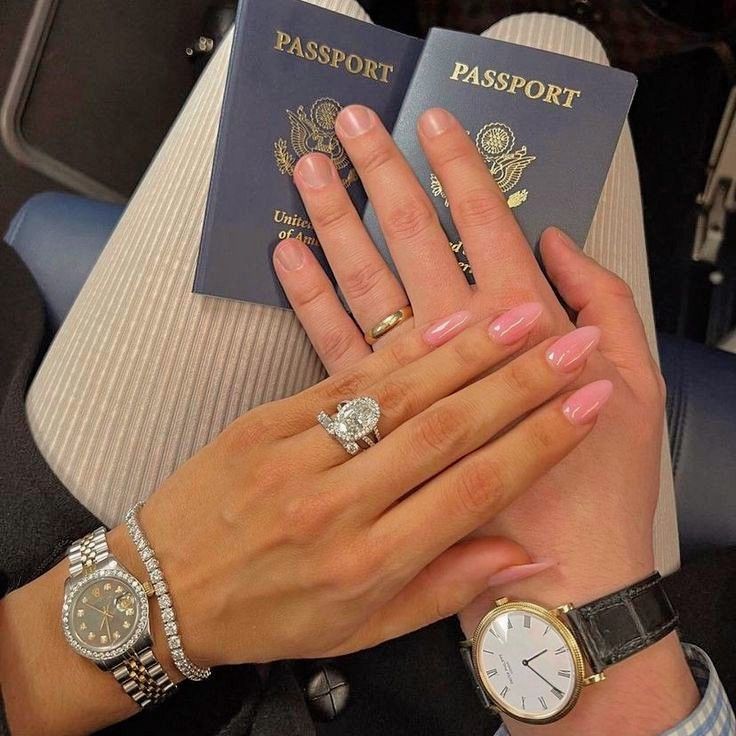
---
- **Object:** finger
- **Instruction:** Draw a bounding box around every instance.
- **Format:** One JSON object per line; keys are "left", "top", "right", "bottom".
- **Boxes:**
{"left": 301, "top": 302, "right": 546, "bottom": 468}
{"left": 328, "top": 321, "right": 599, "bottom": 507}
{"left": 334, "top": 105, "right": 470, "bottom": 314}
{"left": 274, "top": 238, "right": 370, "bottom": 373}
{"left": 338, "top": 537, "right": 530, "bottom": 652}
{"left": 540, "top": 227, "right": 655, "bottom": 372}
{"left": 292, "top": 153, "right": 408, "bottom": 331}
{"left": 242, "top": 308, "right": 473, "bottom": 440}
{"left": 417, "top": 108, "right": 555, "bottom": 302}
{"left": 380, "top": 380, "right": 614, "bottom": 572}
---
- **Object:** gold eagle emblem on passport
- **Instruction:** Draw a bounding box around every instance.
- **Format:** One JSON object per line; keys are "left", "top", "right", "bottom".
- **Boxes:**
{"left": 273, "top": 97, "right": 358, "bottom": 189}
{"left": 431, "top": 122, "right": 535, "bottom": 209}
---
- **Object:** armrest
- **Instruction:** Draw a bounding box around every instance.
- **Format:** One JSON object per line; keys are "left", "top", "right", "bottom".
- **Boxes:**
{"left": 659, "top": 333, "right": 736, "bottom": 556}
{"left": 4, "top": 192, "right": 123, "bottom": 333}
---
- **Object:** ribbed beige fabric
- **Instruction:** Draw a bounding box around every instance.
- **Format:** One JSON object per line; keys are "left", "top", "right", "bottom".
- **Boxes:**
{"left": 25, "top": 7, "right": 679, "bottom": 572}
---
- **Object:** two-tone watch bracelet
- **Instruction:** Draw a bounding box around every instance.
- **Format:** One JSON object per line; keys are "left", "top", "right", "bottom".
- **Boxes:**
{"left": 125, "top": 503, "right": 212, "bottom": 682}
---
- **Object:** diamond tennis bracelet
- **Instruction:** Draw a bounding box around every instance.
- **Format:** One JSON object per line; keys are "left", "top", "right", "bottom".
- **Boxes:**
{"left": 125, "top": 503, "right": 212, "bottom": 682}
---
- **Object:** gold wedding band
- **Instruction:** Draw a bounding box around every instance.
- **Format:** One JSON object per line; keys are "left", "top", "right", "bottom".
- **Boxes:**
{"left": 364, "top": 306, "right": 413, "bottom": 345}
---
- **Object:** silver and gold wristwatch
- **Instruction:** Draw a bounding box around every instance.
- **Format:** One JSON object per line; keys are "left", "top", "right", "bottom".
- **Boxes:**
{"left": 61, "top": 527, "right": 176, "bottom": 708}
{"left": 460, "top": 573, "right": 678, "bottom": 724}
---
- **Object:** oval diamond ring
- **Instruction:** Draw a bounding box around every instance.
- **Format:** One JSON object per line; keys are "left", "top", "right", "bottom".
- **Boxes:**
{"left": 317, "top": 397, "right": 382, "bottom": 455}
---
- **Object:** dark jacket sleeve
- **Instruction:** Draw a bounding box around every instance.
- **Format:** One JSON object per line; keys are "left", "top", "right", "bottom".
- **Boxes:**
{"left": 0, "top": 243, "right": 104, "bottom": 733}
{"left": 0, "top": 693, "right": 8, "bottom": 736}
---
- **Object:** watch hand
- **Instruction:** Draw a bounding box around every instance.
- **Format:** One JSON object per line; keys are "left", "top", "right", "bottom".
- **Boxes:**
{"left": 525, "top": 662, "right": 558, "bottom": 691}
{"left": 105, "top": 615, "right": 112, "bottom": 641}
{"left": 84, "top": 601, "right": 107, "bottom": 615}
{"left": 98, "top": 604, "right": 114, "bottom": 631}
{"left": 525, "top": 649, "right": 547, "bottom": 665}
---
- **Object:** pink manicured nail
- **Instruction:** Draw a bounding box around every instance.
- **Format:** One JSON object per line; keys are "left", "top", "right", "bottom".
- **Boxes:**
{"left": 419, "top": 108, "right": 455, "bottom": 138}
{"left": 423, "top": 310, "right": 472, "bottom": 347}
{"left": 488, "top": 302, "right": 543, "bottom": 345}
{"left": 336, "top": 105, "right": 376, "bottom": 138}
{"left": 275, "top": 240, "right": 305, "bottom": 272}
{"left": 487, "top": 560, "right": 556, "bottom": 588}
{"left": 294, "top": 154, "right": 335, "bottom": 189}
{"left": 562, "top": 379, "right": 614, "bottom": 425}
{"left": 546, "top": 326, "right": 601, "bottom": 372}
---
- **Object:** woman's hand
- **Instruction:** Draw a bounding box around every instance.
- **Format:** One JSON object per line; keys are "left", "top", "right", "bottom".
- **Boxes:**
{"left": 138, "top": 314, "right": 605, "bottom": 667}
{"left": 273, "top": 105, "right": 666, "bottom": 626}
{"left": 0, "top": 313, "right": 608, "bottom": 735}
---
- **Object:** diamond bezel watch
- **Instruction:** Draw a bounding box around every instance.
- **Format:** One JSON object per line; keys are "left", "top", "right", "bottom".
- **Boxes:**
{"left": 61, "top": 527, "right": 176, "bottom": 708}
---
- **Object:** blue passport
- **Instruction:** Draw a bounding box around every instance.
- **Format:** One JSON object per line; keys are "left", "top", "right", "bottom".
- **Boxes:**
{"left": 363, "top": 28, "right": 638, "bottom": 278}
{"left": 194, "top": 0, "right": 422, "bottom": 306}
{"left": 196, "top": 3, "right": 637, "bottom": 307}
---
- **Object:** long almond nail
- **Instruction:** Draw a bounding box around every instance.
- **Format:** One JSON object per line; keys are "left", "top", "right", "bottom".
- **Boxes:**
{"left": 423, "top": 310, "right": 472, "bottom": 347}
{"left": 487, "top": 560, "right": 556, "bottom": 588}
{"left": 488, "top": 302, "right": 543, "bottom": 345}
{"left": 546, "top": 326, "right": 601, "bottom": 372}
{"left": 562, "top": 379, "right": 613, "bottom": 425}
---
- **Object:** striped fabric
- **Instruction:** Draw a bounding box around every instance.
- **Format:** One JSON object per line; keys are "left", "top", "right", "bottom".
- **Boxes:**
{"left": 494, "top": 645, "right": 735, "bottom": 736}
{"left": 24, "top": 4, "right": 677, "bottom": 574}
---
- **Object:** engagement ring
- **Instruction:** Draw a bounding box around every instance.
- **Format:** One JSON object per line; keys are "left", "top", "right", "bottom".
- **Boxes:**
{"left": 318, "top": 396, "right": 382, "bottom": 455}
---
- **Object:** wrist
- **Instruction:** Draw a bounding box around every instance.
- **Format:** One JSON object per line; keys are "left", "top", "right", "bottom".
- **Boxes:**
{"left": 0, "top": 559, "right": 138, "bottom": 735}
{"left": 485, "top": 565, "right": 700, "bottom": 736}
{"left": 503, "top": 632, "right": 699, "bottom": 736}
{"left": 497, "top": 549, "right": 655, "bottom": 614}
{"left": 0, "top": 527, "right": 184, "bottom": 735}
{"left": 106, "top": 525, "right": 184, "bottom": 685}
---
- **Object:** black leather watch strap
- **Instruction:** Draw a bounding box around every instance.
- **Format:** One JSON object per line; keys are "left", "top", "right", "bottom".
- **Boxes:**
{"left": 459, "top": 641, "right": 494, "bottom": 710}
{"left": 565, "top": 572, "right": 678, "bottom": 674}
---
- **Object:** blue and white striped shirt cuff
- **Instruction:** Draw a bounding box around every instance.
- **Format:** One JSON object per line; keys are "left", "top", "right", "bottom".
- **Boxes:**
{"left": 494, "top": 644, "right": 734, "bottom": 736}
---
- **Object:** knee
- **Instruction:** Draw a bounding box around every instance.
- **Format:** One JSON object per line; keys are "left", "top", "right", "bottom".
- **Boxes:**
{"left": 318, "top": 0, "right": 372, "bottom": 23}
{"left": 483, "top": 12, "right": 609, "bottom": 67}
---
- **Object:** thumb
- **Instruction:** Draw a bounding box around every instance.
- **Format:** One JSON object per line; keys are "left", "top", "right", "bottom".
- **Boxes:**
{"left": 347, "top": 537, "right": 552, "bottom": 651}
{"left": 540, "top": 227, "right": 656, "bottom": 375}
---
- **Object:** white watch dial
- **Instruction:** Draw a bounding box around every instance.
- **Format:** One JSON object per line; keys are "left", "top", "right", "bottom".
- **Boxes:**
{"left": 476, "top": 608, "right": 579, "bottom": 721}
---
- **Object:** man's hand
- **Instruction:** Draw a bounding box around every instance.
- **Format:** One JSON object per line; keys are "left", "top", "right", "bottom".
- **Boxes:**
{"left": 274, "top": 105, "right": 660, "bottom": 612}
{"left": 274, "top": 105, "right": 700, "bottom": 733}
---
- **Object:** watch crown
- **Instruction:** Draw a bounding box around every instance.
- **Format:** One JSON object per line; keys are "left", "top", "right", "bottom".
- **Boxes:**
{"left": 143, "top": 581, "right": 154, "bottom": 598}
{"left": 583, "top": 673, "right": 606, "bottom": 687}
{"left": 551, "top": 603, "right": 574, "bottom": 616}
{"left": 494, "top": 597, "right": 509, "bottom": 607}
